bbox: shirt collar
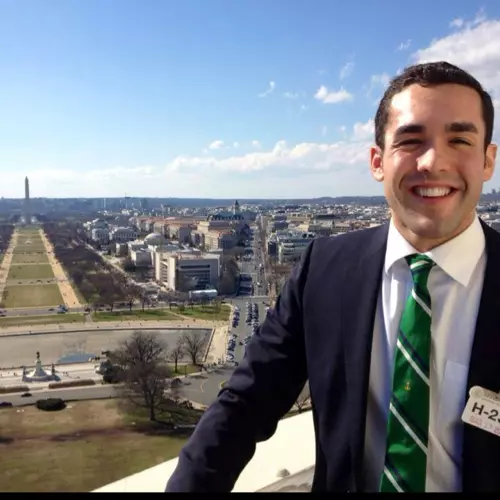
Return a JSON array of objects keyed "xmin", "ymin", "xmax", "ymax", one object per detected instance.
[{"xmin": 384, "ymin": 215, "xmax": 485, "ymax": 287}]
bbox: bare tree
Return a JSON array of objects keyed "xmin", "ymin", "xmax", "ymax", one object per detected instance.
[
  {"xmin": 108, "ymin": 331, "xmax": 171, "ymax": 421},
  {"xmin": 293, "ymin": 383, "xmax": 311, "ymax": 414},
  {"xmin": 169, "ymin": 337, "xmax": 185, "ymax": 373},
  {"xmin": 0, "ymin": 290, "xmax": 9, "ymax": 309},
  {"xmin": 182, "ymin": 330, "xmax": 208, "ymax": 367},
  {"xmin": 125, "ymin": 284, "xmax": 141, "ymax": 312}
]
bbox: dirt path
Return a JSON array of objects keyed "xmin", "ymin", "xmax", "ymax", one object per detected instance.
[
  {"xmin": 39, "ymin": 230, "xmax": 83, "ymax": 309},
  {"xmin": 0, "ymin": 230, "xmax": 18, "ymax": 300}
]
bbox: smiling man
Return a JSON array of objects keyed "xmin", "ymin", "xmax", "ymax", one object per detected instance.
[{"xmin": 166, "ymin": 62, "xmax": 500, "ymax": 493}]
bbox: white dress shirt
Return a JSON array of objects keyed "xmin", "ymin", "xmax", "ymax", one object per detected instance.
[{"xmin": 361, "ymin": 215, "xmax": 486, "ymax": 492}]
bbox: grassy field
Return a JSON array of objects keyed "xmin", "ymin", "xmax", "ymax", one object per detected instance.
[
  {"xmin": 0, "ymin": 399, "xmax": 197, "ymax": 492},
  {"xmin": 16, "ymin": 228, "xmax": 41, "ymax": 235},
  {"xmin": 93, "ymin": 309, "xmax": 179, "ymax": 322},
  {"xmin": 169, "ymin": 363, "xmax": 200, "ymax": 375},
  {"xmin": 2, "ymin": 284, "xmax": 63, "ymax": 308},
  {"xmin": 175, "ymin": 304, "xmax": 230, "ymax": 322},
  {"xmin": 11, "ymin": 252, "xmax": 50, "ymax": 265},
  {"xmin": 12, "ymin": 245, "xmax": 47, "ymax": 254},
  {"xmin": 7, "ymin": 264, "xmax": 55, "ymax": 280},
  {"xmin": 0, "ymin": 313, "xmax": 85, "ymax": 327}
]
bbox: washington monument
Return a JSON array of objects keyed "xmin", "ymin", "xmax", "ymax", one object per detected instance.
[{"xmin": 24, "ymin": 176, "xmax": 31, "ymax": 224}]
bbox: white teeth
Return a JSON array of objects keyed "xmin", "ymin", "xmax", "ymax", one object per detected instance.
[{"xmin": 414, "ymin": 187, "xmax": 452, "ymax": 198}]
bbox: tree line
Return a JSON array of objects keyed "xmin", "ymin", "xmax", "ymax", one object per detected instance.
[
  {"xmin": 43, "ymin": 222, "xmax": 141, "ymax": 308},
  {"xmin": 0, "ymin": 225, "xmax": 14, "ymax": 253}
]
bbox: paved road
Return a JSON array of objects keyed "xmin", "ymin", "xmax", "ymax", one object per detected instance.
[
  {"xmin": 179, "ymin": 368, "xmax": 234, "ymax": 406},
  {"xmin": 177, "ymin": 297, "xmax": 268, "ymax": 405},
  {"xmin": 239, "ymin": 224, "xmax": 266, "ymax": 297},
  {"xmin": 0, "ymin": 303, "xmax": 173, "ymax": 317}
]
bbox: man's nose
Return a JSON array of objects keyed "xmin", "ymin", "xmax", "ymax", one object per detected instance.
[{"xmin": 416, "ymin": 146, "xmax": 451, "ymax": 173}]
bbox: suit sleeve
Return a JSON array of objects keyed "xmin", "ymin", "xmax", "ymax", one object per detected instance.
[{"xmin": 165, "ymin": 240, "xmax": 314, "ymax": 492}]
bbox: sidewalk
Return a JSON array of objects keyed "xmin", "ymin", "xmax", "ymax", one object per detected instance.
[
  {"xmin": 0, "ymin": 229, "xmax": 18, "ymax": 296},
  {"xmin": 204, "ymin": 325, "xmax": 229, "ymax": 365}
]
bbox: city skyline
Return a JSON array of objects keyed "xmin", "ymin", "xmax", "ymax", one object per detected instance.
[{"xmin": 2, "ymin": 1, "xmax": 500, "ymax": 199}]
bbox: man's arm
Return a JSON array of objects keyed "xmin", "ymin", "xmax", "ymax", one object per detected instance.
[{"xmin": 165, "ymin": 241, "xmax": 315, "ymax": 492}]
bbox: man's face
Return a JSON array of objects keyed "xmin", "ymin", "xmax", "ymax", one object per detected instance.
[{"xmin": 370, "ymin": 83, "xmax": 497, "ymax": 250}]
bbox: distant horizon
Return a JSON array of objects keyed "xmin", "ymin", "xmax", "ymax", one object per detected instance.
[
  {"xmin": 3, "ymin": 194, "xmax": 389, "ymax": 202},
  {"xmin": 2, "ymin": 191, "xmax": 499, "ymax": 203}
]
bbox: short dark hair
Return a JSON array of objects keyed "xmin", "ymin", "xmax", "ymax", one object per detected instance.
[{"xmin": 374, "ymin": 61, "xmax": 494, "ymax": 150}]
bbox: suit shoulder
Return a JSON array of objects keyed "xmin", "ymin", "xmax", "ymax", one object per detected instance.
[{"xmin": 311, "ymin": 224, "xmax": 388, "ymax": 256}]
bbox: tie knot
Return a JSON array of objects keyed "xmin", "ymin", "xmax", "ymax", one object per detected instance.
[{"xmin": 405, "ymin": 254, "xmax": 435, "ymax": 284}]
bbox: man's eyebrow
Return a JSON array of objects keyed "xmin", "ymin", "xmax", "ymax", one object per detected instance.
[
  {"xmin": 446, "ymin": 121, "xmax": 478, "ymax": 134},
  {"xmin": 392, "ymin": 121, "xmax": 479, "ymax": 139},
  {"xmin": 393, "ymin": 124, "xmax": 425, "ymax": 138}
]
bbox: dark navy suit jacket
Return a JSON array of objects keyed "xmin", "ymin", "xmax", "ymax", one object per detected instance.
[{"xmin": 166, "ymin": 221, "xmax": 500, "ymax": 492}]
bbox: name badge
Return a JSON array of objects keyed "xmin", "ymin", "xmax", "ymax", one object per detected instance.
[{"xmin": 461, "ymin": 386, "xmax": 500, "ymax": 437}]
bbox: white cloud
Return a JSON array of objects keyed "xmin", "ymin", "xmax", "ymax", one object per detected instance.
[
  {"xmin": 450, "ymin": 18, "xmax": 464, "ymax": 29},
  {"xmin": 413, "ymin": 14, "xmax": 500, "ymax": 101},
  {"xmin": 251, "ymin": 140, "xmax": 261, "ymax": 149},
  {"xmin": 321, "ymin": 125, "xmax": 328, "ymax": 137},
  {"xmin": 233, "ymin": 141, "xmax": 240, "ymax": 149},
  {"xmin": 208, "ymin": 140, "xmax": 224, "ymax": 150},
  {"xmin": 283, "ymin": 91, "xmax": 299, "ymax": 99},
  {"xmin": 397, "ymin": 39, "xmax": 411, "ymax": 51},
  {"xmin": 258, "ymin": 81, "xmax": 276, "ymax": 97},
  {"xmin": 352, "ymin": 119, "xmax": 374, "ymax": 141},
  {"xmin": 314, "ymin": 85, "xmax": 353, "ymax": 104},
  {"xmin": 339, "ymin": 62, "xmax": 355, "ymax": 80},
  {"xmin": 165, "ymin": 138, "xmax": 370, "ymax": 175}
]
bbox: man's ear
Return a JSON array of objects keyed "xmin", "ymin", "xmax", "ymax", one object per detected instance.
[
  {"xmin": 370, "ymin": 146, "xmax": 384, "ymax": 182},
  {"xmin": 483, "ymin": 143, "xmax": 497, "ymax": 182}
]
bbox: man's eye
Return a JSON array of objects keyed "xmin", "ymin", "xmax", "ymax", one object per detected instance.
[
  {"xmin": 450, "ymin": 138, "xmax": 470, "ymax": 145},
  {"xmin": 396, "ymin": 139, "xmax": 422, "ymax": 146}
]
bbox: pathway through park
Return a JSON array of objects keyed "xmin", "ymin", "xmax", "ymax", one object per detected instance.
[{"xmin": 0, "ymin": 229, "xmax": 18, "ymax": 302}]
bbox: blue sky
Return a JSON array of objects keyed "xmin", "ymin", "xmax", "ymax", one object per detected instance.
[{"xmin": 1, "ymin": 0, "xmax": 500, "ymax": 199}]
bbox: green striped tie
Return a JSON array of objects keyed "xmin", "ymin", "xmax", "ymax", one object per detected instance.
[{"xmin": 380, "ymin": 254, "xmax": 435, "ymax": 493}]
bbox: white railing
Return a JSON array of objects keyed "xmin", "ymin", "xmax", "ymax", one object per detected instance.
[{"xmin": 93, "ymin": 410, "xmax": 315, "ymax": 493}]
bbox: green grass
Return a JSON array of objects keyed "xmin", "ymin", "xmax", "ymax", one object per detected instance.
[
  {"xmin": 11, "ymin": 252, "xmax": 50, "ymax": 265},
  {"xmin": 7, "ymin": 264, "xmax": 54, "ymax": 280},
  {"xmin": 12, "ymin": 246, "xmax": 47, "ymax": 254},
  {"xmin": 2, "ymin": 284, "xmax": 63, "ymax": 308},
  {"xmin": 175, "ymin": 304, "xmax": 230, "ymax": 322},
  {"xmin": 168, "ymin": 363, "xmax": 200, "ymax": 375},
  {"xmin": 93, "ymin": 309, "xmax": 179, "ymax": 322},
  {"xmin": 16, "ymin": 228, "xmax": 41, "ymax": 235},
  {"xmin": 0, "ymin": 399, "xmax": 193, "ymax": 492},
  {"xmin": 12, "ymin": 242, "xmax": 45, "ymax": 252},
  {"xmin": 0, "ymin": 313, "xmax": 84, "ymax": 327}
]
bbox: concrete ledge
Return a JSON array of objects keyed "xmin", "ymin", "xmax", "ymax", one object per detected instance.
[{"xmin": 93, "ymin": 410, "xmax": 315, "ymax": 493}]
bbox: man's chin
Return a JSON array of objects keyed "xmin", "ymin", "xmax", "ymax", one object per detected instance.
[{"xmin": 402, "ymin": 214, "xmax": 467, "ymax": 243}]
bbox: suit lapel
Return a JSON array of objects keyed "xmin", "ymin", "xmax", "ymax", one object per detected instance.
[
  {"xmin": 341, "ymin": 224, "xmax": 388, "ymax": 492},
  {"xmin": 463, "ymin": 222, "xmax": 500, "ymax": 492}
]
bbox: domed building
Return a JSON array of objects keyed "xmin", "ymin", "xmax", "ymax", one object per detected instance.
[{"xmin": 144, "ymin": 232, "xmax": 165, "ymax": 246}]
